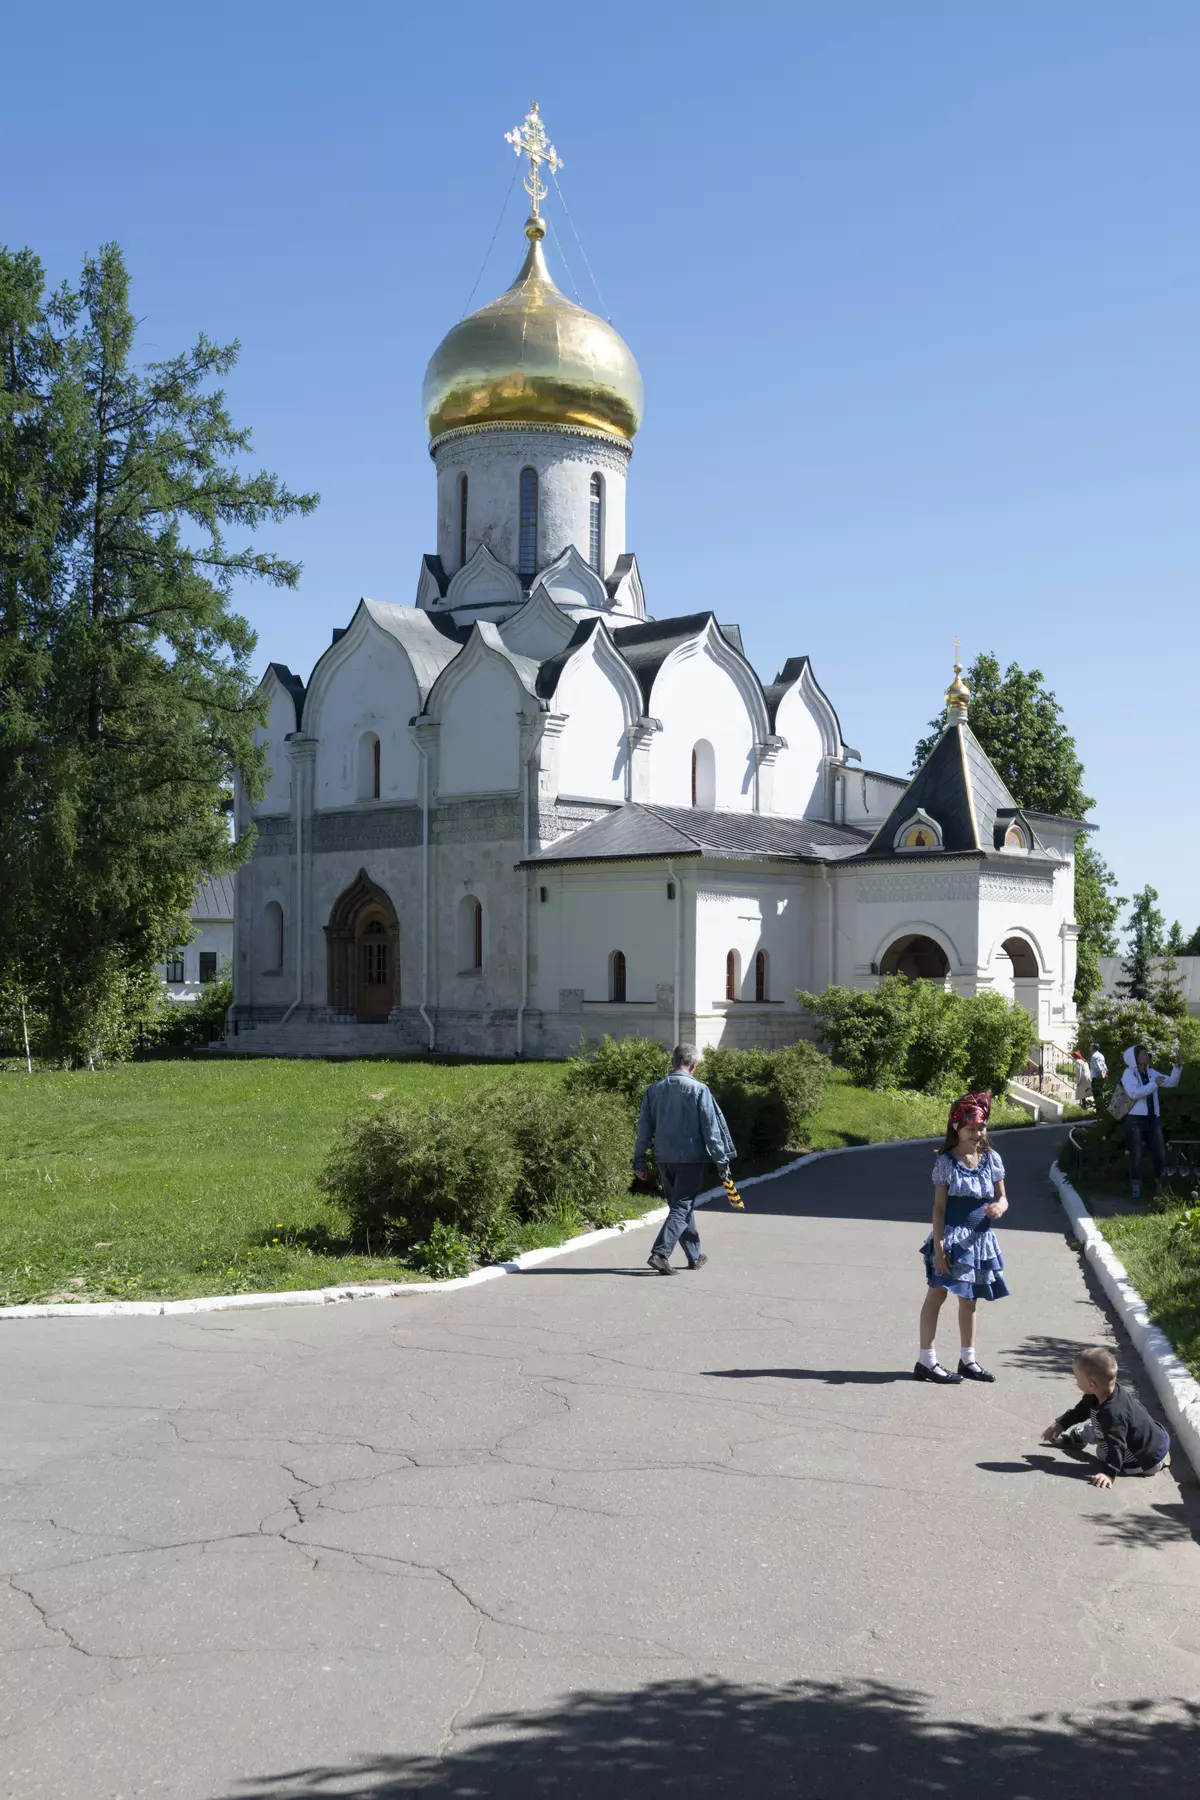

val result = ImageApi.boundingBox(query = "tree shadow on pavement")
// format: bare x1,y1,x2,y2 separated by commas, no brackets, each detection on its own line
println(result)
704,1368,909,1385
1089,1504,1200,1550
221,1677,1200,1799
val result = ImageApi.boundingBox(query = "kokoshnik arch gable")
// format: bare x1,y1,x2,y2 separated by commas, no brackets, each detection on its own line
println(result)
229,106,1085,1059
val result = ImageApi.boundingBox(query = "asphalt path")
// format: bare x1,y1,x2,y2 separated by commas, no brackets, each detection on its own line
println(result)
3,1126,1199,1798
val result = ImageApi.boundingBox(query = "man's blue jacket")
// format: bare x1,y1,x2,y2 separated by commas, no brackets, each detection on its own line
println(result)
633,1070,736,1169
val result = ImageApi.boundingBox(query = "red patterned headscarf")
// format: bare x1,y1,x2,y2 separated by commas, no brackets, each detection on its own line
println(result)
948,1090,992,1131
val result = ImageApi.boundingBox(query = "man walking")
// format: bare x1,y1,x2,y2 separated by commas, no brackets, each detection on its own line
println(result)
1120,1043,1183,1202
633,1044,736,1275
1088,1040,1107,1111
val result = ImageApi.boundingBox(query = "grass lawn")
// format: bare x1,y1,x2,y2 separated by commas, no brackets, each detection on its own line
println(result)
0,1057,576,1306
2,1056,1044,1306
1100,1209,1200,1380
804,1069,1038,1150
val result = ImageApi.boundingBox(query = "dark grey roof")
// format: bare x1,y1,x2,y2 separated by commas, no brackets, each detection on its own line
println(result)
265,663,305,728
535,617,604,700
520,803,871,869
609,612,717,708
868,721,1059,859
604,552,637,601
718,623,745,655
421,553,448,598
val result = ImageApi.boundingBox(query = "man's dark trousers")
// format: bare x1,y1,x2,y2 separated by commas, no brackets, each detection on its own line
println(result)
650,1164,707,1263
1124,1115,1166,1190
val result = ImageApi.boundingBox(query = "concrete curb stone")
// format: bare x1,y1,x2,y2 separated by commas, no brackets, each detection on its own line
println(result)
1050,1160,1200,1479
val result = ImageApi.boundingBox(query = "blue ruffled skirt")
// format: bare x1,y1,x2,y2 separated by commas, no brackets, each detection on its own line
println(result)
921,1198,1009,1301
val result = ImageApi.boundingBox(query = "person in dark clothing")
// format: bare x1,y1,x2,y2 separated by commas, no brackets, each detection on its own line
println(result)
633,1044,736,1275
1041,1346,1170,1487
1119,1042,1183,1202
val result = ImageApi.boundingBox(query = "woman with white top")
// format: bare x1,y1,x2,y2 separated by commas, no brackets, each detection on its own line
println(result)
1120,1043,1183,1202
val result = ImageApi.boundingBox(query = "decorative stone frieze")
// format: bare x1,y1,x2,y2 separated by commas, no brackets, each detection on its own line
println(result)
855,871,979,903
309,805,423,855
979,870,1054,906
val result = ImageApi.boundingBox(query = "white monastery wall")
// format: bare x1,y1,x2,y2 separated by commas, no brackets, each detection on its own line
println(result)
437,661,522,796
769,686,825,818
254,681,297,816
307,637,421,808
649,650,757,810
836,766,907,831
553,650,629,801
433,429,629,580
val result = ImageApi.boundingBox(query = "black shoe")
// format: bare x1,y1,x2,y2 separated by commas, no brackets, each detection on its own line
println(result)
913,1360,962,1384
957,1360,996,1382
685,1254,708,1271
647,1253,675,1275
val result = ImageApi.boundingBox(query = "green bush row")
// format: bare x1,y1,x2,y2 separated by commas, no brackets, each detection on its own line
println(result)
564,1034,831,1156
796,976,1038,1095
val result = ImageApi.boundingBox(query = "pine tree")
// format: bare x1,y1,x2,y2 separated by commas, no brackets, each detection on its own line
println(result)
911,653,1121,1009
0,243,317,1064
1167,920,1186,954
1117,885,1166,1003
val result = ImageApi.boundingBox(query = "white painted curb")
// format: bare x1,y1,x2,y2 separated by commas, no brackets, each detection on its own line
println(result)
0,1124,1036,1324
1050,1161,1200,1480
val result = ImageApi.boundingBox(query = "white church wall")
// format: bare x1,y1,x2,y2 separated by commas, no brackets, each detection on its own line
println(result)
835,766,908,831
307,636,421,809
648,648,758,811
530,864,678,1046
553,648,630,802
437,660,522,796
847,863,981,989
768,686,826,818
692,868,809,1049
253,680,298,817
433,428,629,581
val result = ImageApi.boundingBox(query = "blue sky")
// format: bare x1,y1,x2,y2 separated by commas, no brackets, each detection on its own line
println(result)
6,2,1197,942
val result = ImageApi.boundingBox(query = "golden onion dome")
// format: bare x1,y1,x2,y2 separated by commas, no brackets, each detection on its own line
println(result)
945,658,971,713
422,216,644,443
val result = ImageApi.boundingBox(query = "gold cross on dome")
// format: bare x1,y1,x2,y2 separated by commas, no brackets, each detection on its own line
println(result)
953,634,961,676
504,102,563,219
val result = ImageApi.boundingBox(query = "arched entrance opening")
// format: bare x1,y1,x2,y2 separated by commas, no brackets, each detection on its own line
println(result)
878,934,950,982
999,935,1041,1028
325,871,399,1023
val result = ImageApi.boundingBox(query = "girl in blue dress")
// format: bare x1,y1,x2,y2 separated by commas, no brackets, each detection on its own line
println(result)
915,1091,1009,1385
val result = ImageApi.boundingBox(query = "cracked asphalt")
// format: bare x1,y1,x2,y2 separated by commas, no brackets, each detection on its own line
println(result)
3,1127,1199,1798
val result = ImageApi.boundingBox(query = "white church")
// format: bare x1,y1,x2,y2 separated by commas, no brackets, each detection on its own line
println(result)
229,108,1083,1060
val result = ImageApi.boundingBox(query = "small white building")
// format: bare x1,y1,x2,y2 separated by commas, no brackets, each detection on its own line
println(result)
229,125,1083,1059
163,876,235,1002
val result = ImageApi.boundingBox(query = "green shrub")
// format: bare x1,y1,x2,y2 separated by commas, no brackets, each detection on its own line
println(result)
796,980,915,1089
321,1101,519,1252
473,1210,519,1266
799,977,1039,1095
698,1042,830,1156
409,1220,474,1280
961,991,1038,1093
148,973,233,1050
903,982,969,1094
483,1082,633,1221
563,1034,670,1109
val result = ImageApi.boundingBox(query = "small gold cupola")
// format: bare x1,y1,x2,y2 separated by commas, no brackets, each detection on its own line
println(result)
945,640,970,721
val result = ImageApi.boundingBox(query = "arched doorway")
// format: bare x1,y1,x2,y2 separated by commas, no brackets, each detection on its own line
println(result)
878,934,950,981
999,935,1041,1027
325,871,399,1023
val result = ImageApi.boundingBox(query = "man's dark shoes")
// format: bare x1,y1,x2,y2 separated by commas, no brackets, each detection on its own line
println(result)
647,1253,674,1276
685,1254,708,1271
957,1361,995,1382
913,1360,962,1384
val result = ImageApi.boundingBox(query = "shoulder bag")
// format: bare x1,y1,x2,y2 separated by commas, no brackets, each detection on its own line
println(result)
1107,1083,1134,1122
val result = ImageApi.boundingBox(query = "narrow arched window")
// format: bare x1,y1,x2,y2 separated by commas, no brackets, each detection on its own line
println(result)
518,466,539,579
458,472,468,568
588,472,603,572
472,900,483,970
358,732,380,801
726,950,737,1001
692,740,716,810
264,901,284,972
755,950,767,1002
610,950,627,1003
